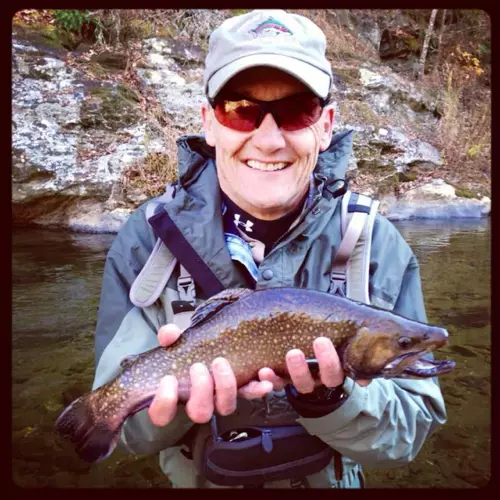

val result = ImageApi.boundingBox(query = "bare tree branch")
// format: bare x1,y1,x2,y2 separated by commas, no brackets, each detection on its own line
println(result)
416,9,438,79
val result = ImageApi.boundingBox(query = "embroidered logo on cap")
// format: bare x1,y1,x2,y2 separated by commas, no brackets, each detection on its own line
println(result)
249,17,293,38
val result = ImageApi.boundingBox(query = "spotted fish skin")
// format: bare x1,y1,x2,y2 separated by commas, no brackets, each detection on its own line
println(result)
55,287,454,463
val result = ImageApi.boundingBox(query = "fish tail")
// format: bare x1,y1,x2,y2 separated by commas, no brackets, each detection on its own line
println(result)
55,392,122,463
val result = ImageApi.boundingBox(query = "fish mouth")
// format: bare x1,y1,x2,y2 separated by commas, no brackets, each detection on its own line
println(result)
382,350,456,378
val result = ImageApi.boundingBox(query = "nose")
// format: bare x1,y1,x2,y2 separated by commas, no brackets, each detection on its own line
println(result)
251,112,286,153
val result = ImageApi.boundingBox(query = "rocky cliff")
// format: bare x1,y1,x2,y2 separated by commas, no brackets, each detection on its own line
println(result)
12,14,490,233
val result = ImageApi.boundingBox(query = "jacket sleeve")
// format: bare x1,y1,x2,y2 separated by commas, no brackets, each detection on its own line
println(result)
92,202,195,457
296,216,448,468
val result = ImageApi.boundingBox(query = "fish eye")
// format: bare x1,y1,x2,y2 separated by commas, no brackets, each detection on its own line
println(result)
398,336,413,349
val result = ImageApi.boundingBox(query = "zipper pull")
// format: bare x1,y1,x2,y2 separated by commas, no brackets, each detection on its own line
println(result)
261,429,273,453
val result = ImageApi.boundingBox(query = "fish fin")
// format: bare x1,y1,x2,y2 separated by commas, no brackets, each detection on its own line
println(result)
190,288,254,328
120,354,139,369
55,394,122,463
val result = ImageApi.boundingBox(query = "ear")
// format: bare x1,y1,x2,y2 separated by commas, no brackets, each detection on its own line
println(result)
318,105,335,152
201,101,216,147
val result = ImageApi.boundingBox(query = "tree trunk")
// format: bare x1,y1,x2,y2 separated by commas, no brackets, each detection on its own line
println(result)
416,9,438,79
433,9,447,75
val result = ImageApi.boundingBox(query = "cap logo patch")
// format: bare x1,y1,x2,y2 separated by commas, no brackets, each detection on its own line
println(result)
249,17,293,38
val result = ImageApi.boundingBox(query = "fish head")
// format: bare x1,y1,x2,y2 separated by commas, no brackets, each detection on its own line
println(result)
342,318,455,379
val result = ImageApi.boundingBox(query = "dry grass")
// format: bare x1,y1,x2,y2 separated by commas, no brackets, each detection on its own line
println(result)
430,63,491,194
337,100,388,130
91,9,230,49
122,119,181,198
291,9,378,62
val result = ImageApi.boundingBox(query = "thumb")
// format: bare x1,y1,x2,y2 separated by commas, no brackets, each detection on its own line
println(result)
158,323,183,347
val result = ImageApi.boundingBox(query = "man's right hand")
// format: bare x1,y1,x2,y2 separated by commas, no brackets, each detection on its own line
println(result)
148,324,282,427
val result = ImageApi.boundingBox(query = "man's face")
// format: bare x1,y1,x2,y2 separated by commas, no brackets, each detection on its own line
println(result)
201,67,335,220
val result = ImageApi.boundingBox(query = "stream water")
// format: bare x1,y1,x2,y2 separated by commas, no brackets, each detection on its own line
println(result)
12,219,491,488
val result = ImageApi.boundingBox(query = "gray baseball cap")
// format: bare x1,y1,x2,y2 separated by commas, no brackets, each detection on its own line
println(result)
204,10,333,99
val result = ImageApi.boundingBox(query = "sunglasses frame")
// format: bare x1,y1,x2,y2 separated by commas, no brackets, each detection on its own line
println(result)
208,91,331,132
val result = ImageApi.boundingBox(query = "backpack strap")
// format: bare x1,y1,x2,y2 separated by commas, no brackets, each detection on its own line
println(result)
129,184,197,327
329,190,379,304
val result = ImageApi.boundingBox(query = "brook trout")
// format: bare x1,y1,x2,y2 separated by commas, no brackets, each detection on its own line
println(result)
55,287,454,463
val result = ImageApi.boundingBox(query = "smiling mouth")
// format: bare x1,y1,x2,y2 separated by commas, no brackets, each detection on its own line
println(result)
245,159,291,172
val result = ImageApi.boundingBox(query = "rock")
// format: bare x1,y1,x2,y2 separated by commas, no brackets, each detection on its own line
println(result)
137,37,206,131
91,51,128,71
403,179,456,201
393,140,442,170
80,84,141,130
382,179,491,220
386,198,489,220
480,196,491,215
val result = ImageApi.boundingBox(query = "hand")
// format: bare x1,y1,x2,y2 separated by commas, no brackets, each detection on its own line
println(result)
253,337,372,394
148,324,277,427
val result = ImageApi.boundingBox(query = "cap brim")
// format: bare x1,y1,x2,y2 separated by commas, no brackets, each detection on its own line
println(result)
207,54,331,99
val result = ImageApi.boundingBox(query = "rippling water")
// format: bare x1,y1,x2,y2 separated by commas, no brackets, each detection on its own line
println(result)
12,219,491,488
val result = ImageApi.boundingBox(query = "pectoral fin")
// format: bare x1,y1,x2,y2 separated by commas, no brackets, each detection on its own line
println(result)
190,288,254,327
120,354,139,369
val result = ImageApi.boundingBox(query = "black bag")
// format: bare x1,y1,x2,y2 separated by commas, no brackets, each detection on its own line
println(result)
190,415,336,487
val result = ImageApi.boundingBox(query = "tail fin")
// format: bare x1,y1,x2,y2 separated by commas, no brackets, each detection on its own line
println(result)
55,395,121,463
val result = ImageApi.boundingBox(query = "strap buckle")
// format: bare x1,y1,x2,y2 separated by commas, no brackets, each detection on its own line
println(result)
329,271,346,297
177,273,196,306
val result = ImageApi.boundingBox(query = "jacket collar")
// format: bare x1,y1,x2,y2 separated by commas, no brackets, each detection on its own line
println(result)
161,130,354,292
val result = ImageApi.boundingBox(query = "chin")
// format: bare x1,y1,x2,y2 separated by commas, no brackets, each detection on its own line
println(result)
248,196,299,219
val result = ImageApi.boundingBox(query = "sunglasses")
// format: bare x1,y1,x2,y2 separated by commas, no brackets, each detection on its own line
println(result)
208,91,329,132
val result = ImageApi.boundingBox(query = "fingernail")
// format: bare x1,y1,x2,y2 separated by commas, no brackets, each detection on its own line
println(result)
191,363,207,375
213,357,230,373
314,337,330,351
289,352,303,366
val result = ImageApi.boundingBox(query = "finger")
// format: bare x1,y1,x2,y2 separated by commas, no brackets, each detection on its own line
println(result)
148,375,178,427
313,337,344,388
258,367,287,391
185,363,214,423
211,358,237,416
238,380,274,400
286,349,315,394
157,324,183,347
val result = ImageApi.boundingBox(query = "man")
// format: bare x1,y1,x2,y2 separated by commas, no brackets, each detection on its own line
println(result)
93,9,447,488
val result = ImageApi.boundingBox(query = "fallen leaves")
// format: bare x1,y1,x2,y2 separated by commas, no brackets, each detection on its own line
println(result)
14,9,55,26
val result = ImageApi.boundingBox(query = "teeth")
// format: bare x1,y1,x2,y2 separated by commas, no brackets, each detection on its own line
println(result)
246,160,288,171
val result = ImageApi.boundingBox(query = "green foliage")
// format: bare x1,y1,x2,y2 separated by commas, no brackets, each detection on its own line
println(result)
53,9,100,35
229,9,250,16
405,37,421,52
466,144,482,159
454,187,479,199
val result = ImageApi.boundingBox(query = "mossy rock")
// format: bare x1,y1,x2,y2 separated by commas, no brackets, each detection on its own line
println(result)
81,84,141,130
13,25,70,57
12,162,56,183
454,186,480,199
332,67,361,87
397,171,417,182
127,19,157,39
339,100,384,128
91,51,128,71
